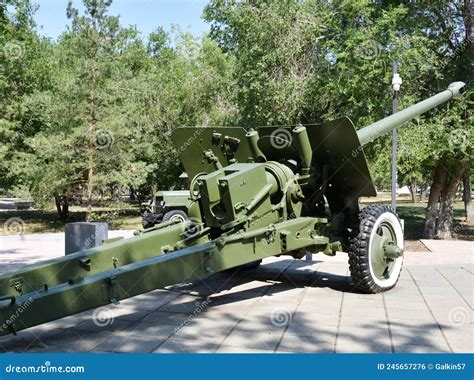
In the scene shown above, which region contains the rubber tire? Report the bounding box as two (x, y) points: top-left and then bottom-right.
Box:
(162, 210), (188, 223)
(348, 204), (404, 294)
(142, 212), (160, 229)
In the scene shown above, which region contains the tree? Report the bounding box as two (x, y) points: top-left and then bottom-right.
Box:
(122, 28), (236, 199)
(0, 0), (53, 196)
(421, 0), (473, 239)
(7, 0), (154, 220)
(3, 0), (236, 221)
(204, 0), (472, 239)
(60, 0), (151, 220)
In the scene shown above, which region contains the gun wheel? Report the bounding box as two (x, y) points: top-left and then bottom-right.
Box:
(348, 204), (404, 293)
(163, 210), (188, 223)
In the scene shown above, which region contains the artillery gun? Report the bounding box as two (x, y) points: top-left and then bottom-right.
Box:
(0, 82), (465, 336)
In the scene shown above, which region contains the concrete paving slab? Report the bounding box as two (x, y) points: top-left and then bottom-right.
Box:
(342, 306), (387, 318)
(153, 340), (218, 353)
(387, 308), (435, 322)
(421, 239), (473, 255)
(170, 325), (230, 344)
(394, 344), (450, 353)
(141, 310), (196, 326)
(335, 339), (392, 353)
(183, 316), (241, 333)
(336, 326), (392, 352)
(32, 329), (110, 353)
(221, 330), (284, 351)
(120, 321), (177, 339)
(291, 311), (340, 327)
(94, 334), (164, 353)
(442, 328), (473, 353)
(285, 323), (338, 339)
(277, 332), (335, 353)
(217, 345), (273, 353)
(384, 300), (429, 312)
(390, 328), (449, 350)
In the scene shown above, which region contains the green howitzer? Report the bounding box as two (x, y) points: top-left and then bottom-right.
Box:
(357, 81), (466, 144)
(0, 82), (466, 336)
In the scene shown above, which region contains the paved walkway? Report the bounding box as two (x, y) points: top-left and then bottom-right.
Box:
(0, 233), (472, 353)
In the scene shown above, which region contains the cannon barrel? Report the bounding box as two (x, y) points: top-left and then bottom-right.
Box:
(357, 81), (466, 145)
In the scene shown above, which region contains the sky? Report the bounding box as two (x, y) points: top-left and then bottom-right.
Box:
(32, 0), (211, 40)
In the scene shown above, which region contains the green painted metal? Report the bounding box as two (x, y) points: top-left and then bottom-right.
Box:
(357, 82), (466, 145)
(0, 82), (466, 336)
(370, 222), (398, 280)
(245, 129), (266, 162)
(154, 191), (191, 210)
(257, 117), (378, 203)
(0, 217), (325, 335)
(170, 127), (253, 179)
(0, 221), (184, 298)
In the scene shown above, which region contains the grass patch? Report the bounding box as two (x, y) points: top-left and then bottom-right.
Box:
(1, 197), (472, 241)
(0, 205), (142, 235)
(361, 198), (472, 241)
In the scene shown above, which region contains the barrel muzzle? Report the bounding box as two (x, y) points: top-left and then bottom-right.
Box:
(447, 81), (466, 100)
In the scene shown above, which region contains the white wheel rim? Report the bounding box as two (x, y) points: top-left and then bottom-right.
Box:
(368, 212), (404, 288)
(171, 214), (186, 223)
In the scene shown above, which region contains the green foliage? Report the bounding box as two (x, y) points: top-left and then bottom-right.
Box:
(1, 0), (235, 214)
(0, 0), (54, 192)
(204, 0), (472, 190)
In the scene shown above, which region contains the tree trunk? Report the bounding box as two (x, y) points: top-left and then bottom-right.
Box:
(54, 195), (69, 221)
(436, 158), (470, 239)
(129, 186), (136, 202)
(85, 25), (98, 222)
(86, 65), (96, 222)
(86, 99), (95, 222)
(465, 0), (473, 49)
(463, 166), (472, 222)
(423, 163), (448, 239)
(63, 199), (69, 220)
(54, 195), (62, 219)
(419, 183), (426, 203)
(409, 180), (416, 203)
